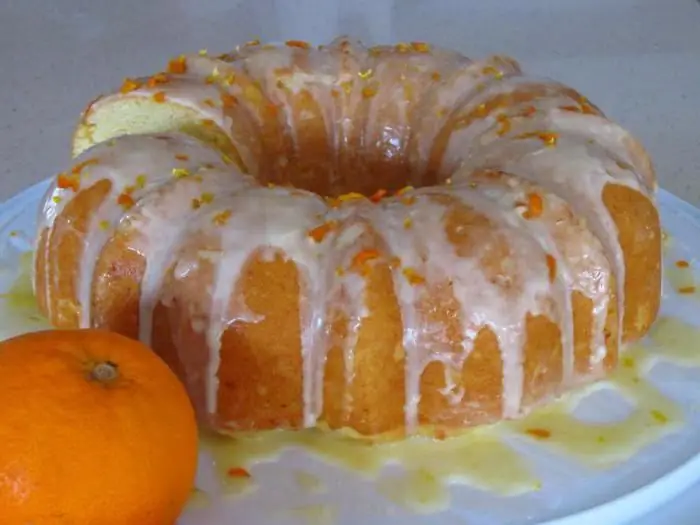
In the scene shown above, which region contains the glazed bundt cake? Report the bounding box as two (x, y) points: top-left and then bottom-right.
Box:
(34, 37), (662, 438)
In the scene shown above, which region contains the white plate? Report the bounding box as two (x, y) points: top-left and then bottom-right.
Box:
(1, 180), (699, 525)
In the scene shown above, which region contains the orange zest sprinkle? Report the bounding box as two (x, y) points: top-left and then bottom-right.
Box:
(389, 256), (402, 269)
(98, 220), (110, 231)
(205, 69), (220, 84)
(285, 40), (311, 49)
(496, 114), (511, 136)
(546, 254), (557, 282)
(119, 78), (142, 94)
(473, 103), (490, 119)
(361, 85), (378, 99)
(559, 105), (581, 113)
(396, 186), (414, 196)
(172, 168), (190, 179)
(146, 73), (169, 88)
(226, 467), (251, 478)
(675, 260), (690, 268)
(323, 195), (337, 206)
(395, 42), (411, 53)
(522, 192), (544, 219)
(482, 65), (504, 80)
(117, 193), (135, 210)
(678, 286), (696, 294)
(71, 158), (99, 175)
(188, 191), (212, 208)
(403, 217), (413, 229)
(403, 267), (426, 285)
(518, 105), (537, 118)
(581, 103), (598, 115)
(245, 39), (261, 47)
(369, 189), (388, 203)
(213, 210), (233, 226)
(351, 249), (380, 274)
(221, 93), (238, 108)
(431, 71), (442, 81)
(576, 96), (598, 115)
(202, 98), (216, 107)
(457, 93), (537, 129)
(56, 173), (80, 192)
(358, 68), (373, 79)
(201, 119), (216, 127)
(308, 221), (338, 243)
(402, 196), (417, 206)
(410, 41), (431, 53)
(152, 91), (167, 103)
(167, 56), (187, 74)
(338, 192), (366, 203)
(175, 154), (190, 161)
(525, 427), (551, 440)
(516, 131), (559, 147)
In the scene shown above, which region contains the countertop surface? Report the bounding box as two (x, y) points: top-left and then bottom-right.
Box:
(1, 1), (700, 524)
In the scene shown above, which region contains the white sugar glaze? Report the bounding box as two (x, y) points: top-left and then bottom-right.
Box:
(35, 36), (656, 434)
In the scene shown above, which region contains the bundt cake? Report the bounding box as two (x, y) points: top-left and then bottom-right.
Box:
(34, 37), (662, 439)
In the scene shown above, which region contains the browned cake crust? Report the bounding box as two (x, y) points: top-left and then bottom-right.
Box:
(34, 37), (661, 440)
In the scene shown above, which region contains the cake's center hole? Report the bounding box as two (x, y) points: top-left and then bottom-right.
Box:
(261, 151), (439, 198)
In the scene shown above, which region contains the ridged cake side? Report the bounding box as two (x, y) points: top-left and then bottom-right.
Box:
(35, 37), (661, 438)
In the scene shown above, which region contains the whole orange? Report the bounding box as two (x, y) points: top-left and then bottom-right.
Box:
(0, 329), (199, 525)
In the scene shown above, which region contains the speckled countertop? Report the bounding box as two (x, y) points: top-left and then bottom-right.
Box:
(1, 0), (700, 205)
(1, 1), (700, 523)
